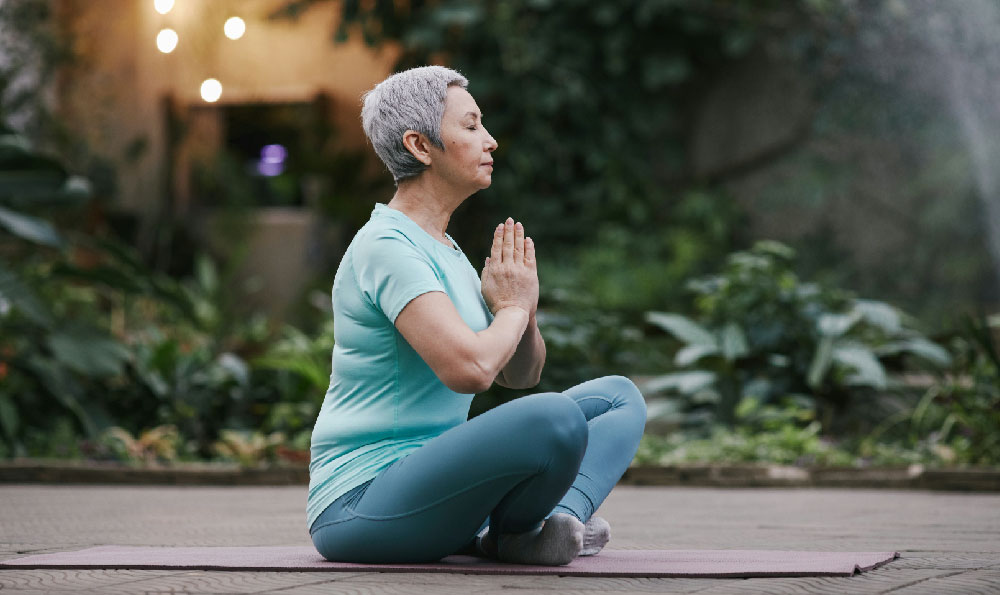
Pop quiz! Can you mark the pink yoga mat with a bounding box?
[1,546,898,577]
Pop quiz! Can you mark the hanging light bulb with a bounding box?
[224,17,246,40]
[201,79,222,103]
[154,0,174,15]
[156,28,178,53]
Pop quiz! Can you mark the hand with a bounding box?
[480,217,539,316]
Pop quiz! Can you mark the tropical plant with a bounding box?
[0,124,124,456]
[93,424,184,465]
[120,328,254,449]
[642,241,952,431]
[253,319,335,395]
[862,313,1000,465]
[636,395,856,467]
[211,429,288,467]
[250,318,335,447]
[0,123,278,458]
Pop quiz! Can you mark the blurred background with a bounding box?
[0,0,997,469]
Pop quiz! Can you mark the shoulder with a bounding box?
[352,223,425,263]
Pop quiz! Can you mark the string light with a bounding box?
[201,79,223,103]
[156,29,178,53]
[154,0,174,15]
[224,17,246,40]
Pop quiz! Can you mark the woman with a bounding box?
[307,65,647,566]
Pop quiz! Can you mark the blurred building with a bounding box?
[54,0,399,320]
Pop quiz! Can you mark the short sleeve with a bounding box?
[353,231,446,323]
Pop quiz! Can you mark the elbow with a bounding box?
[505,371,541,390]
[439,354,494,395]
[442,367,493,394]
[465,359,496,394]
[506,355,545,389]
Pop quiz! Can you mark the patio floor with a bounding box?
[1,484,998,594]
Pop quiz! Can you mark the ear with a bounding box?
[402,130,433,166]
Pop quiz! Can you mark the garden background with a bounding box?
[1,0,998,471]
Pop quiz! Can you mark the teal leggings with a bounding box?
[309,375,647,563]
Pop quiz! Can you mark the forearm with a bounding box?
[500,313,546,388]
[471,306,530,387]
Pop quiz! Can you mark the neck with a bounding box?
[387,174,470,244]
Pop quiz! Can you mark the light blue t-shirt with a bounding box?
[306,203,494,530]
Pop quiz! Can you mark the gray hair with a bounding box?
[361,65,469,183]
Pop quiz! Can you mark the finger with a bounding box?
[513,222,525,265]
[490,223,503,263]
[502,217,514,262]
[525,237,536,268]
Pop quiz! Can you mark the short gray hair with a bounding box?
[361,65,469,183]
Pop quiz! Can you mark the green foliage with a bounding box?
[0,125,328,460]
[643,241,951,430]
[0,123,272,458]
[0,126,116,455]
[471,288,671,418]
[253,320,335,395]
[0,0,72,139]
[862,314,1000,466]
[636,390,976,468]
[541,190,744,316]
[273,0,850,253]
[637,396,856,467]
[115,327,256,456]
[1,0,993,471]
[0,252,267,459]
[536,307,645,393]
[251,318,336,443]
[56,264,329,463]
[639,336,1000,466]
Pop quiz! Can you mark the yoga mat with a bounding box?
[1,546,898,577]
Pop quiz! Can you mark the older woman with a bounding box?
[307,66,646,566]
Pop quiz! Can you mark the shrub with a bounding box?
[642,241,951,432]
[863,314,1000,466]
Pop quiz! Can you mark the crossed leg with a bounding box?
[309,376,647,563]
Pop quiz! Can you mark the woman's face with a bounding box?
[429,86,498,192]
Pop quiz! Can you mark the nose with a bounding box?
[484,128,498,152]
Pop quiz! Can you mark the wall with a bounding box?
[54,0,399,320]
[57,0,398,215]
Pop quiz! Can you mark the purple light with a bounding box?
[255,144,287,176]
[256,161,284,177]
[261,144,287,164]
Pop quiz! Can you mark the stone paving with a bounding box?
[1,484,998,594]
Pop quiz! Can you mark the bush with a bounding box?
[636,393,956,468]
[862,314,1000,466]
[0,123,320,459]
[642,241,951,432]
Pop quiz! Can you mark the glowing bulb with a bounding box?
[200,79,222,103]
[156,29,178,53]
[154,0,174,15]
[224,17,245,40]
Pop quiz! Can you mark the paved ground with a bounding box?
[0,484,998,594]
